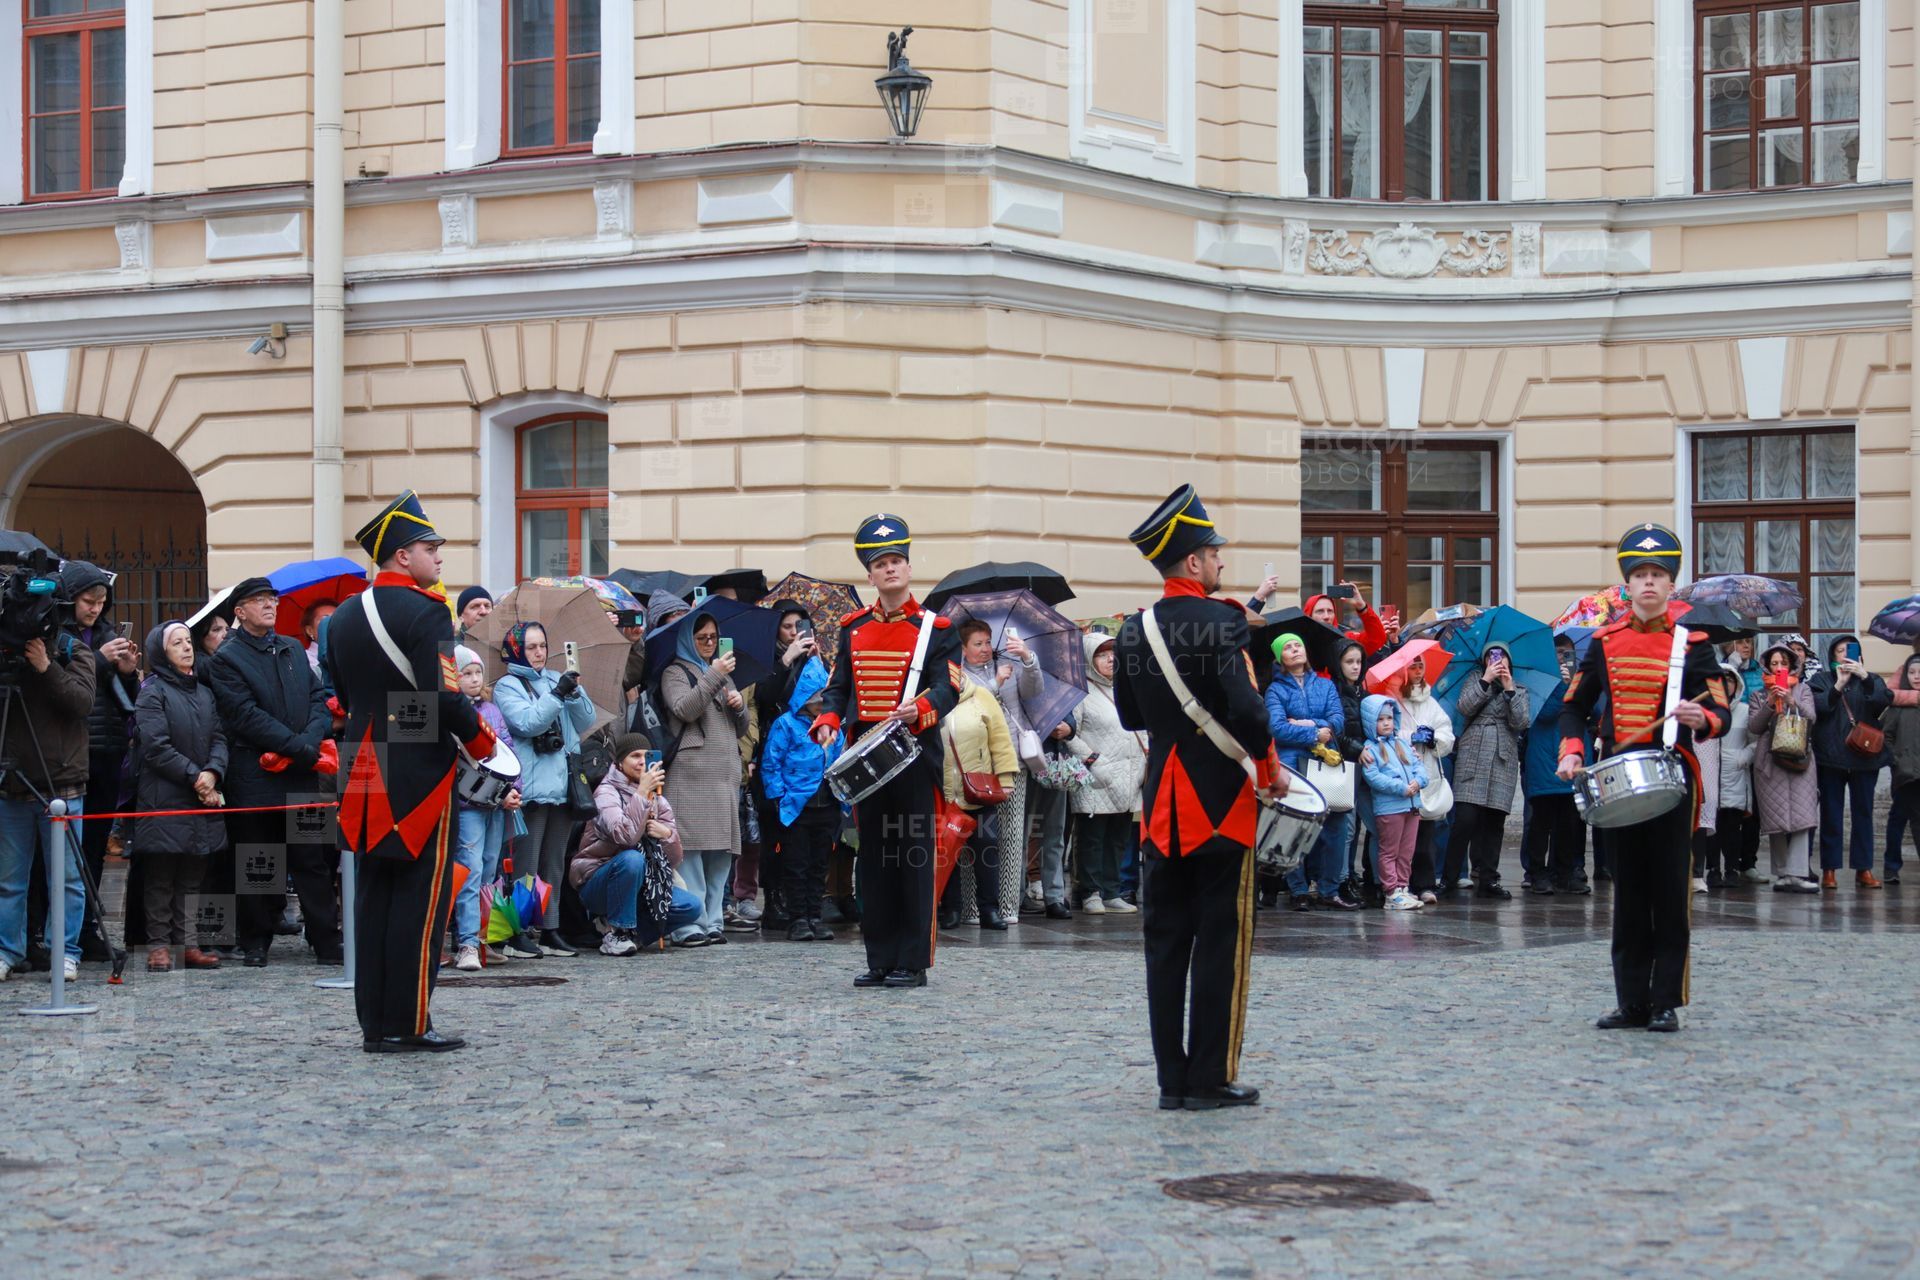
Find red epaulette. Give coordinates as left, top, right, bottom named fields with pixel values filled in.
left=931, top=615, right=951, bottom=629
left=840, top=607, right=870, bottom=627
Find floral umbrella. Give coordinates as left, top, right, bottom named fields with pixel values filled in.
left=1675, top=574, right=1803, bottom=621
left=1870, top=594, right=1920, bottom=647
left=1550, top=585, right=1631, bottom=635
left=528, top=575, right=643, bottom=616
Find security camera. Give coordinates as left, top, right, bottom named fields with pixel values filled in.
left=247, top=336, right=271, bottom=356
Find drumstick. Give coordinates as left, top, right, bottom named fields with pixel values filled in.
left=1609, top=708, right=1683, bottom=751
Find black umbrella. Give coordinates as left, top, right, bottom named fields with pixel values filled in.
left=611, top=569, right=705, bottom=603
left=1679, top=602, right=1761, bottom=645
left=700, top=569, right=769, bottom=604
left=924, top=561, right=1073, bottom=612
left=1258, top=607, right=1347, bottom=676
left=0, top=530, right=57, bottom=565
left=643, top=597, right=785, bottom=691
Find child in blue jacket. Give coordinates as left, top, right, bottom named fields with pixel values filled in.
left=1360, top=694, right=1428, bottom=911
left=760, top=658, right=846, bottom=942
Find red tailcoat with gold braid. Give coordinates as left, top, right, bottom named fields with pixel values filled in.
left=1556, top=602, right=1730, bottom=778
left=1111, top=579, right=1280, bottom=861
left=812, top=597, right=961, bottom=756
left=325, top=572, right=493, bottom=861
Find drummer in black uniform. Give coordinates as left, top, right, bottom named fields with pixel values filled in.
left=325, top=491, right=498, bottom=1053
left=1113, top=486, right=1282, bottom=1111
left=1557, top=523, right=1729, bottom=1034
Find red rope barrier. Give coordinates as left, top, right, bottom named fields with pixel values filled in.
left=47, top=800, right=340, bottom=824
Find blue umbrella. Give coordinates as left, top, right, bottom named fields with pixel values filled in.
left=266, top=557, right=368, bottom=642
left=1433, top=605, right=1561, bottom=730
left=643, top=596, right=785, bottom=691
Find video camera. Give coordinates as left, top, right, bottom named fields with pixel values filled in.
left=0, top=547, right=64, bottom=672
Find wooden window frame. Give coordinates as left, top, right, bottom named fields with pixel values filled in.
left=23, top=0, right=124, bottom=201
left=513, top=413, right=608, bottom=581
left=1691, top=424, right=1855, bottom=647
left=1300, top=437, right=1502, bottom=615
left=500, top=0, right=598, bottom=159
left=1303, top=0, right=1499, bottom=202
left=1694, top=0, right=1863, bottom=192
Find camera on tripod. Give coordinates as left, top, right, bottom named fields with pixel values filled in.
left=0, top=546, right=64, bottom=674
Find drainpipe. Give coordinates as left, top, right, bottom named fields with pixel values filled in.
left=312, top=0, right=346, bottom=557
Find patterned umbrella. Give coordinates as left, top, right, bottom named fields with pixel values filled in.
left=1675, top=574, right=1803, bottom=620
left=1869, top=594, right=1920, bottom=646
left=938, top=588, right=1088, bottom=734
left=1550, top=585, right=1632, bottom=634
left=763, top=572, right=865, bottom=670
left=528, top=575, right=643, bottom=615
left=1401, top=602, right=1484, bottom=648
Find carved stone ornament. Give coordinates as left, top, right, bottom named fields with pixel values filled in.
left=439, top=194, right=475, bottom=252
left=1307, top=222, right=1510, bottom=279
left=1511, top=221, right=1542, bottom=279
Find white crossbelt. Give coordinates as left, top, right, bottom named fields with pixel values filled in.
left=1661, top=616, right=1687, bottom=751
left=360, top=589, right=418, bottom=688
left=1139, top=603, right=1260, bottom=788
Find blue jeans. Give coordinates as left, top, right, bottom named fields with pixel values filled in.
left=452, top=805, right=507, bottom=948
left=579, top=849, right=646, bottom=930
left=1817, top=766, right=1878, bottom=872
left=638, top=887, right=701, bottom=947
left=0, top=796, right=85, bottom=967
left=673, top=849, right=733, bottom=940
left=1286, top=810, right=1354, bottom=898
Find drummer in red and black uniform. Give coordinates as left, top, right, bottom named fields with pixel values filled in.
left=1557, top=523, right=1729, bottom=1034
left=324, top=491, right=498, bottom=1053
left=1112, top=486, right=1283, bottom=1111
left=812, top=514, right=962, bottom=990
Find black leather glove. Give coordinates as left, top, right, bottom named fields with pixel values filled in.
left=552, top=671, right=581, bottom=700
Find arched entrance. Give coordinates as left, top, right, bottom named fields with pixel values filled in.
left=10, top=423, right=208, bottom=645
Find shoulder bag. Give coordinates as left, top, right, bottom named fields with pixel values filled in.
left=1840, top=691, right=1885, bottom=758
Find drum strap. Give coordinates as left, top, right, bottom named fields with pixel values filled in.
left=361, top=590, right=419, bottom=689
left=1661, top=620, right=1686, bottom=751
left=1140, top=604, right=1260, bottom=788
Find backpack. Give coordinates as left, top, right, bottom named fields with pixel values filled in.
left=628, top=680, right=684, bottom=770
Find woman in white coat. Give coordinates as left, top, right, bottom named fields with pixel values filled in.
left=1067, top=631, right=1147, bottom=914
left=1710, top=655, right=1758, bottom=888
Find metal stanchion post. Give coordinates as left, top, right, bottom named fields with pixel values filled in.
left=21, top=800, right=97, bottom=1017
left=315, top=846, right=355, bottom=990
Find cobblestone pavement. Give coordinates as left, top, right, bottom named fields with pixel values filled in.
left=5, top=882, right=1920, bottom=1279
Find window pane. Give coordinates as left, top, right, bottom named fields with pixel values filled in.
left=1301, top=445, right=1381, bottom=511
left=1755, top=520, right=1802, bottom=575
left=1342, top=27, right=1381, bottom=53
left=582, top=506, right=609, bottom=577
left=1809, top=432, right=1854, bottom=497
left=1342, top=536, right=1382, bottom=563
left=1812, top=123, right=1859, bottom=182
left=1703, top=13, right=1751, bottom=71
left=1449, top=31, right=1487, bottom=57
left=1402, top=56, right=1440, bottom=200
left=92, top=109, right=124, bottom=191
left=1302, top=535, right=1332, bottom=561
left=1340, top=56, right=1380, bottom=199
left=1301, top=561, right=1332, bottom=601
left=1815, top=573, right=1854, bottom=632
left=1343, top=563, right=1381, bottom=609
left=1813, top=2, right=1860, bottom=60
left=569, top=0, right=601, bottom=54
left=1762, top=73, right=1795, bottom=119
left=30, top=115, right=81, bottom=196
left=521, top=422, right=573, bottom=489
left=1706, top=134, right=1752, bottom=190
left=1812, top=62, right=1858, bottom=122
left=1755, top=433, right=1804, bottom=500
left=509, top=61, right=555, bottom=150
left=522, top=509, right=570, bottom=578
left=1405, top=29, right=1441, bottom=57
left=92, top=26, right=125, bottom=108
left=30, top=0, right=85, bottom=16
left=1705, top=73, right=1752, bottom=131
left=510, top=0, right=554, bottom=60
left=1760, top=127, right=1804, bottom=186
left=1407, top=448, right=1491, bottom=511
left=1697, top=435, right=1748, bottom=501
left=1447, top=59, right=1488, bottom=200
left=1406, top=565, right=1443, bottom=619
left=1811, top=518, right=1854, bottom=573
left=1453, top=536, right=1491, bottom=562
left=1406, top=536, right=1441, bottom=561
left=1450, top=564, right=1490, bottom=606
left=573, top=417, right=608, bottom=488
left=31, top=33, right=82, bottom=114
left=1758, top=7, right=1803, bottom=67
left=87, top=0, right=124, bottom=9
left=1304, top=52, right=1333, bottom=196
left=1698, top=521, right=1747, bottom=575
left=566, top=56, right=600, bottom=145
left=1304, top=25, right=1332, bottom=53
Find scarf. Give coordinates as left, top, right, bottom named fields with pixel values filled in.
left=500, top=622, right=538, bottom=667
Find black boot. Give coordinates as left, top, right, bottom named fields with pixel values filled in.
left=978, top=904, right=1007, bottom=931
left=787, top=918, right=816, bottom=942
left=1595, top=1005, right=1651, bottom=1030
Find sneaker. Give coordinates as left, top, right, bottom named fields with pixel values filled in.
left=0, top=958, right=10, bottom=981
left=671, top=931, right=708, bottom=948
left=502, top=935, right=543, bottom=959
left=1690, top=877, right=1708, bottom=895
left=1419, top=890, right=1438, bottom=905
left=483, top=944, right=511, bottom=964
left=1454, top=877, right=1474, bottom=890
left=1740, top=867, right=1771, bottom=884
left=724, top=910, right=761, bottom=933
left=61, top=958, right=79, bottom=982
left=454, top=945, right=481, bottom=972
left=1103, top=896, right=1138, bottom=914
left=1385, top=890, right=1421, bottom=911
left=537, top=930, right=577, bottom=958
left=705, top=928, right=727, bottom=945
left=1774, top=876, right=1820, bottom=894
left=734, top=900, right=762, bottom=923
left=600, top=929, right=638, bottom=957
left=1081, top=895, right=1107, bottom=915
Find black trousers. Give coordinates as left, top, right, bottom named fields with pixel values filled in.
left=1409, top=819, right=1439, bottom=892
left=229, top=808, right=340, bottom=955
left=354, top=810, right=455, bottom=1042
left=1521, top=793, right=1586, bottom=887
left=853, top=756, right=938, bottom=974
left=1611, top=797, right=1693, bottom=1012
left=82, top=754, right=139, bottom=946
left=1141, top=846, right=1255, bottom=1095
left=777, top=805, right=839, bottom=922
left=1713, top=808, right=1754, bottom=877
left=1446, top=801, right=1510, bottom=885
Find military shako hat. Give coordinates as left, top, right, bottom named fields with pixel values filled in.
left=1616, top=522, right=1682, bottom=580
left=854, top=514, right=911, bottom=568
left=356, top=490, right=445, bottom=564
left=1129, top=484, right=1228, bottom=572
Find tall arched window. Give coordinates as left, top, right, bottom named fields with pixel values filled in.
left=515, top=414, right=607, bottom=579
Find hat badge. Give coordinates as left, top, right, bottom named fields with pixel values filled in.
left=1635, top=535, right=1662, bottom=550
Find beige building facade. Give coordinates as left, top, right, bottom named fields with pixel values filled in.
left=0, top=0, right=1915, bottom=658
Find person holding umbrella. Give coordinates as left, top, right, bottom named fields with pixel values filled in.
left=1113, top=485, right=1282, bottom=1112
left=1446, top=640, right=1530, bottom=900
left=811, top=514, right=964, bottom=990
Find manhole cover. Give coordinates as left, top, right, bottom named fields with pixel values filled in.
left=437, top=974, right=569, bottom=988
left=1163, top=1172, right=1433, bottom=1211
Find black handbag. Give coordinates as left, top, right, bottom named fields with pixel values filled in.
left=566, top=739, right=615, bottom=819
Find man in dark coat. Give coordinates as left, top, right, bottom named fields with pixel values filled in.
left=1113, top=485, right=1281, bottom=1112
left=325, top=491, right=495, bottom=1053
left=206, top=577, right=337, bottom=966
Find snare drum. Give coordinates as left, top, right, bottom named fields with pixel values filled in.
left=455, top=738, right=522, bottom=809
left=1572, top=748, right=1688, bottom=829
left=1254, top=764, right=1327, bottom=876
left=825, top=720, right=922, bottom=805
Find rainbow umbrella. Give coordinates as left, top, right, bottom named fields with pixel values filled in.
left=481, top=880, right=523, bottom=944
left=511, top=874, right=551, bottom=931
left=1550, top=585, right=1631, bottom=635
left=529, top=575, right=644, bottom=615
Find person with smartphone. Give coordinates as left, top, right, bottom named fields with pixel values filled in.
left=1446, top=642, right=1530, bottom=901
left=1304, top=581, right=1389, bottom=659
left=661, top=609, right=750, bottom=946
left=1809, top=635, right=1893, bottom=888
